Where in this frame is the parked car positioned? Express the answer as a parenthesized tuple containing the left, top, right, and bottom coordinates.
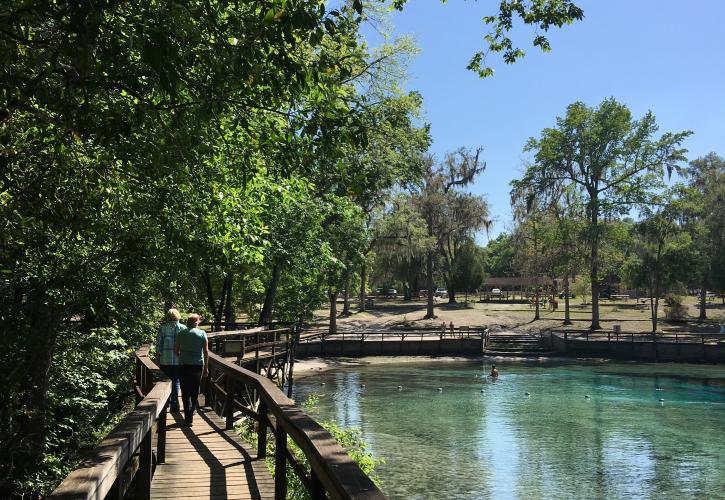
(490, 288, 502, 296)
(418, 289, 428, 298)
(434, 287, 448, 297)
(375, 287, 384, 295)
(558, 292, 576, 298)
(386, 288, 397, 298)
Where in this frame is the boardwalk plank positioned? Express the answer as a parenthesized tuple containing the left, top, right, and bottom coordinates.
(150, 398, 273, 500)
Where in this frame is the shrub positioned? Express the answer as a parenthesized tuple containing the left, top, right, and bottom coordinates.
(663, 294, 687, 321)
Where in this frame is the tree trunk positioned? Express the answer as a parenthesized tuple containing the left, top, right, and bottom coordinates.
(359, 261, 367, 312)
(342, 276, 351, 316)
(447, 279, 457, 304)
(648, 274, 657, 333)
(534, 278, 540, 320)
(329, 290, 338, 335)
(224, 273, 234, 325)
(204, 266, 216, 320)
(425, 252, 435, 318)
(23, 296, 56, 481)
(699, 284, 707, 321)
(589, 201, 601, 330)
(259, 262, 281, 326)
(563, 275, 572, 325)
(653, 296, 659, 333)
(214, 277, 228, 326)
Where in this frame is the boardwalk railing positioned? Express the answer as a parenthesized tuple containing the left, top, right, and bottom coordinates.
(543, 329, 725, 344)
(208, 327, 294, 364)
(296, 327, 488, 357)
(50, 346, 170, 499)
(543, 328, 725, 362)
(204, 352, 386, 500)
(299, 326, 486, 342)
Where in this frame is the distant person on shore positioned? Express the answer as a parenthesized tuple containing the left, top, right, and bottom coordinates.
(490, 365, 499, 378)
(155, 308, 185, 412)
(175, 313, 209, 426)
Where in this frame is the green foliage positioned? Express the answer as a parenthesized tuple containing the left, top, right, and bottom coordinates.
(516, 97, 691, 328)
(484, 233, 518, 277)
(663, 294, 687, 321)
(0, 0, 586, 493)
(571, 275, 592, 304)
(453, 240, 487, 295)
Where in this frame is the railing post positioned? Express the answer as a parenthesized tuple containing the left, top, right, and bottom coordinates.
(226, 380, 235, 430)
(257, 400, 268, 459)
(157, 403, 167, 464)
(204, 367, 213, 408)
(309, 470, 325, 500)
(135, 428, 153, 499)
(274, 427, 288, 500)
(135, 357, 142, 403)
(256, 332, 261, 373)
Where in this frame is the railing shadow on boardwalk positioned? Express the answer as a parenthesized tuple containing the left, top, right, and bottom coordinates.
(164, 408, 263, 499)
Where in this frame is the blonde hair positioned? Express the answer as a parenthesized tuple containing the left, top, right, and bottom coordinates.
(165, 308, 181, 322)
(186, 313, 201, 328)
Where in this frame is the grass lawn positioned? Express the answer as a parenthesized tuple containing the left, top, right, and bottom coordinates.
(313, 295, 725, 334)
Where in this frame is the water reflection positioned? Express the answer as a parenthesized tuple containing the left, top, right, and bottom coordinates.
(294, 359, 725, 499)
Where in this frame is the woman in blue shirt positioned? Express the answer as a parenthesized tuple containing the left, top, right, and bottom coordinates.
(155, 309, 185, 412)
(175, 313, 209, 426)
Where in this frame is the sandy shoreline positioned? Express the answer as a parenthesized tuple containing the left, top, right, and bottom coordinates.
(292, 355, 468, 378)
(291, 354, 570, 379)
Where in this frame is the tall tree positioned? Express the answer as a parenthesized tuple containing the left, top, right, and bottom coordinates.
(624, 197, 691, 333)
(372, 197, 433, 300)
(414, 148, 487, 317)
(438, 192, 491, 302)
(511, 197, 547, 320)
(520, 98, 690, 329)
(681, 153, 725, 320)
(452, 240, 487, 303)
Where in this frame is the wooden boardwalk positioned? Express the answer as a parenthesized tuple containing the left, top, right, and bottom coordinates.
(151, 397, 274, 500)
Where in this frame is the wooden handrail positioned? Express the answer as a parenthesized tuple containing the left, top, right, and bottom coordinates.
(50, 346, 170, 500)
(206, 352, 385, 499)
(548, 329, 725, 343)
(298, 328, 487, 343)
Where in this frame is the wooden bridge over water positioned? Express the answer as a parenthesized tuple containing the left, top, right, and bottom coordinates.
(50, 326, 385, 500)
(50, 322, 725, 499)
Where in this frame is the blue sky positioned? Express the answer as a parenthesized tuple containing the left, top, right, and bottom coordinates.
(380, 0, 725, 241)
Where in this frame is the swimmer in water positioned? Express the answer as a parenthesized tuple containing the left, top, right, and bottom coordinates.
(490, 365, 499, 378)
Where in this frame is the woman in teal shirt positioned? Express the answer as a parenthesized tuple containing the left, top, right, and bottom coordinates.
(174, 313, 209, 426)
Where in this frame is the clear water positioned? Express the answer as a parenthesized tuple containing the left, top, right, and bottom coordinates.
(292, 359, 725, 500)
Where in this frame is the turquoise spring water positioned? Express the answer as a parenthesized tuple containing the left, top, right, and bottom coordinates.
(292, 359, 725, 499)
